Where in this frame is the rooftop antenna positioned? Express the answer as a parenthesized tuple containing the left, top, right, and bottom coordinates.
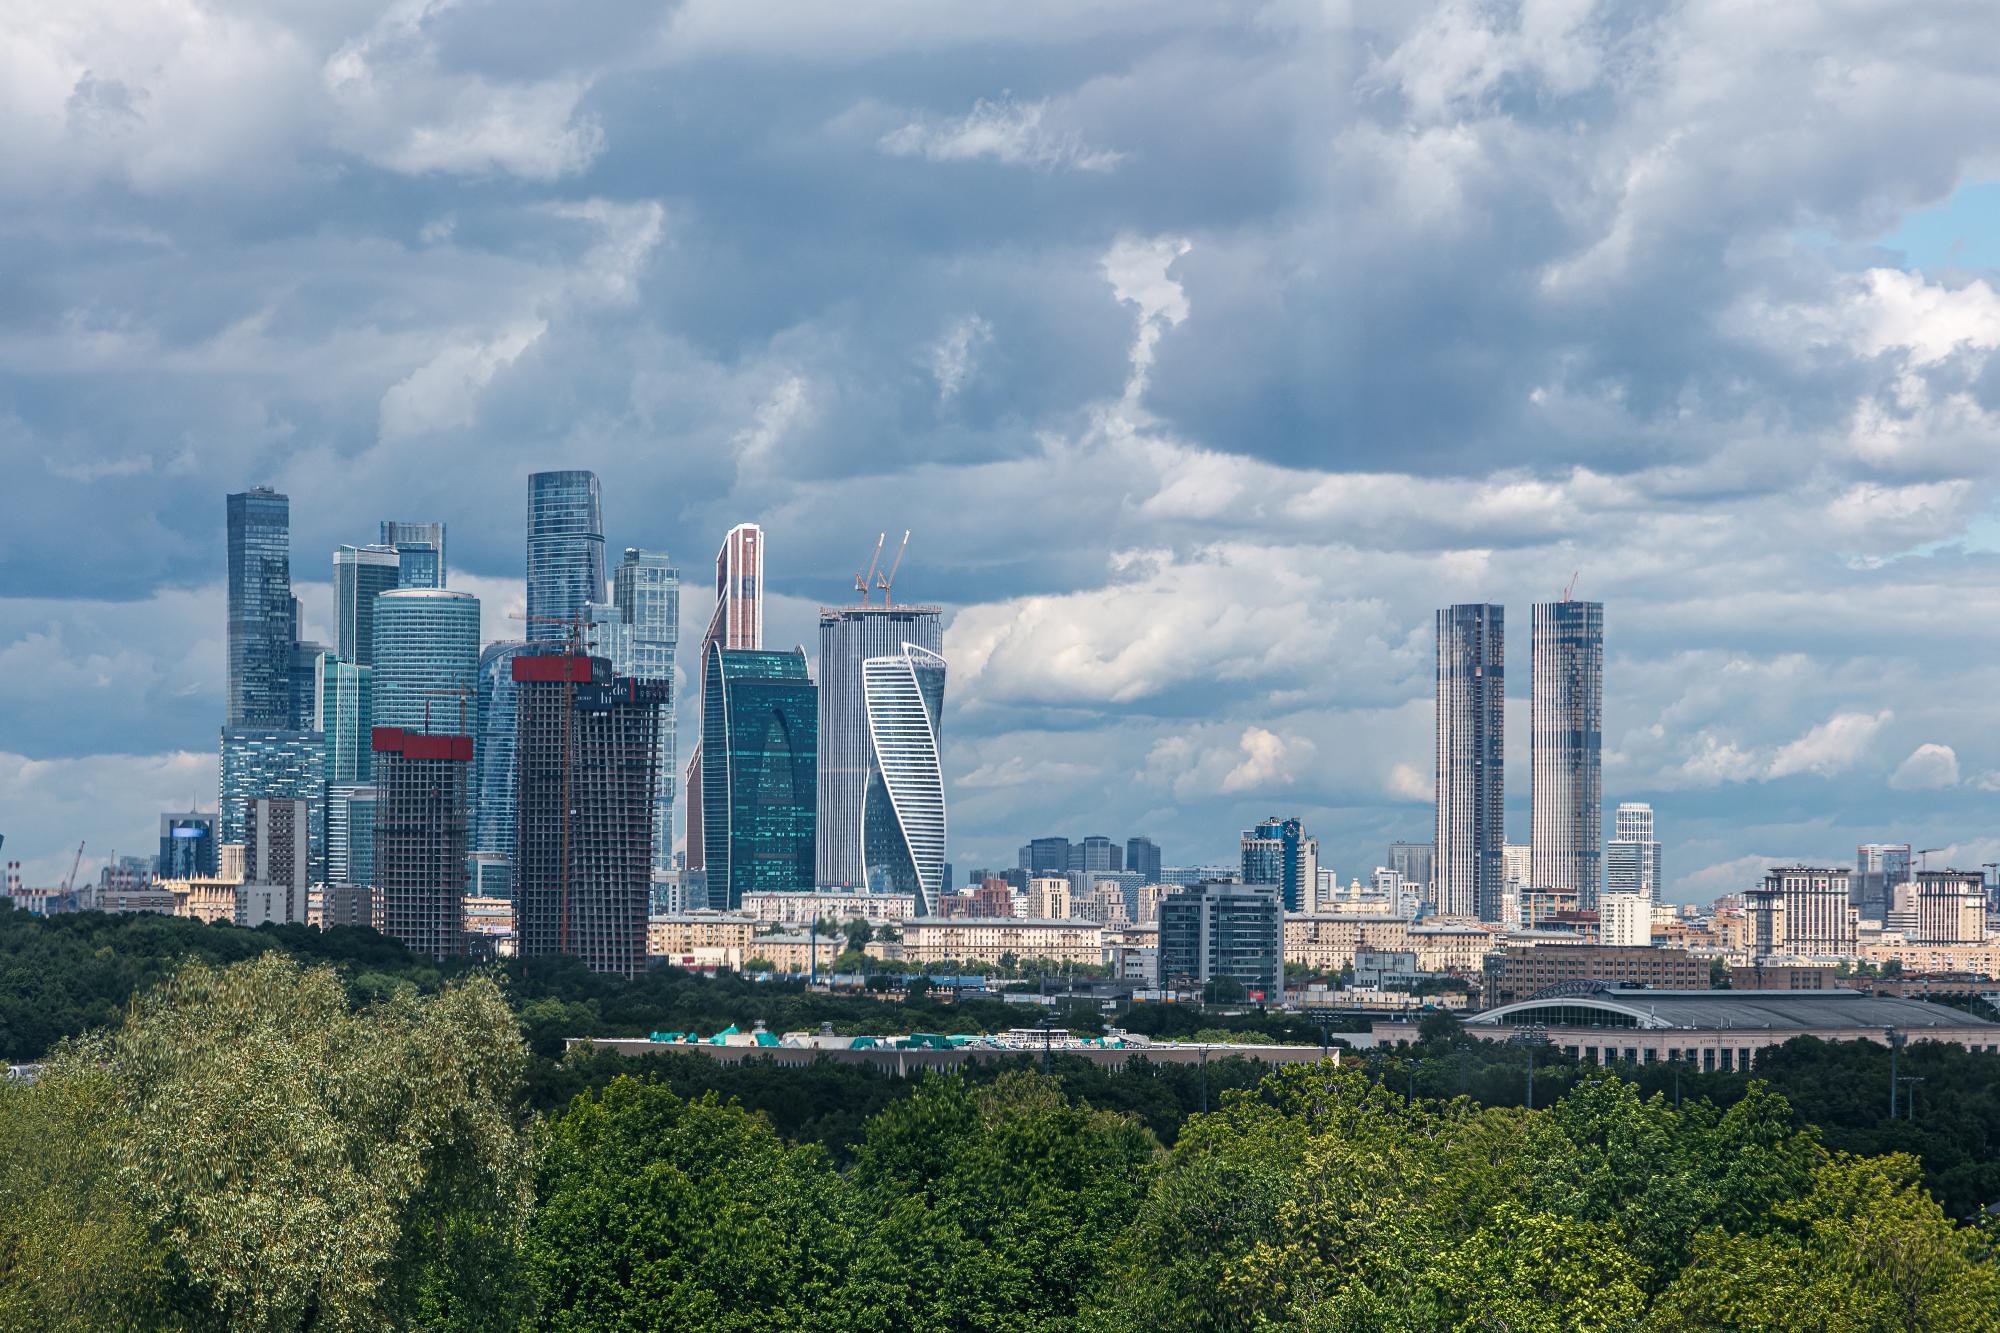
(854, 532, 885, 608)
(1561, 570, 1579, 601)
(876, 530, 910, 608)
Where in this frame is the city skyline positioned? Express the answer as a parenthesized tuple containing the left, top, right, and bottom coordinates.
(12, 7, 2000, 896)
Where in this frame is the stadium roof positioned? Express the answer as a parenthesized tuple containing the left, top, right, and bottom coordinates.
(1468, 988, 1998, 1032)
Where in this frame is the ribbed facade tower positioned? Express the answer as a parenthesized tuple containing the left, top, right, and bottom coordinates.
(860, 644, 948, 912)
(1434, 604, 1505, 921)
(1530, 599, 1603, 906)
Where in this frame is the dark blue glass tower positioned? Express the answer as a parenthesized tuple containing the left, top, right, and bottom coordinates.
(226, 488, 293, 727)
(700, 647, 817, 909)
(526, 471, 605, 635)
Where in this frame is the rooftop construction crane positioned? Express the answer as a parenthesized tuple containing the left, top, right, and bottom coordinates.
(1561, 570, 1580, 601)
(62, 841, 84, 895)
(854, 532, 886, 607)
(876, 530, 911, 607)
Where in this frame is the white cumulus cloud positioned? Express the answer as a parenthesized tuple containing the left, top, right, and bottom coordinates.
(1889, 742, 1959, 791)
(879, 97, 1124, 172)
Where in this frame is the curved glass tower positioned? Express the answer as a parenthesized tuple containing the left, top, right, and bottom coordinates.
(372, 589, 480, 735)
(526, 471, 606, 635)
(860, 644, 947, 913)
(472, 642, 531, 858)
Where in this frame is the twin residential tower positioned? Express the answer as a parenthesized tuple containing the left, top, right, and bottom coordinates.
(1434, 595, 1605, 921)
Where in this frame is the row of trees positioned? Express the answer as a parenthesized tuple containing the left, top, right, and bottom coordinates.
(8, 906, 2000, 1213)
(4, 950, 1996, 1330)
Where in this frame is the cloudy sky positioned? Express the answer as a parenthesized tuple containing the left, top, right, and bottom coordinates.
(6, 0, 2000, 898)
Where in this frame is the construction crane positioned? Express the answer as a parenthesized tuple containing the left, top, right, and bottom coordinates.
(875, 530, 911, 607)
(1917, 847, 1946, 877)
(854, 532, 886, 607)
(62, 841, 84, 895)
(417, 687, 474, 736)
(1561, 570, 1580, 601)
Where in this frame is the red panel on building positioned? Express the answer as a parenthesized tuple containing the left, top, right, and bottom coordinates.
(512, 654, 598, 683)
(372, 727, 472, 761)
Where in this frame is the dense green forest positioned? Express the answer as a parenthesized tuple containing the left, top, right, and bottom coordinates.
(3, 907, 2000, 1330)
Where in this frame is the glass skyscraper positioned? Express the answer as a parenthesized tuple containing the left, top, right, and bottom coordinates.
(315, 652, 373, 786)
(333, 544, 400, 664)
(526, 471, 605, 634)
(815, 605, 943, 892)
(226, 488, 293, 727)
(685, 523, 762, 872)
(219, 727, 324, 875)
(860, 643, 948, 912)
(1530, 599, 1604, 906)
(326, 784, 377, 886)
(1241, 817, 1318, 913)
(1604, 802, 1663, 902)
(1435, 603, 1505, 921)
(371, 589, 480, 736)
(472, 642, 531, 861)
(613, 548, 680, 875)
(700, 647, 816, 909)
(380, 521, 447, 587)
(159, 812, 219, 880)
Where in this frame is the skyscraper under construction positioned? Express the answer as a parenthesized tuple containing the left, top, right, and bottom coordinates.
(513, 652, 667, 978)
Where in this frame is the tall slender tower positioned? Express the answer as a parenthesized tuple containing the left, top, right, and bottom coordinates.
(333, 544, 400, 664)
(1530, 599, 1603, 905)
(816, 604, 944, 893)
(700, 647, 815, 908)
(859, 643, 948, 911)
(525, 472, 606, 633)
(612, 549, 680, 878)
(1434, 604, 1504, 920)
(685, 523, 763, 871)
(226, 489, 293, 727)
(513, 652, 665, 977)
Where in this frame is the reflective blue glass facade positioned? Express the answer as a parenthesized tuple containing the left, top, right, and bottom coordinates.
(226, 489, 293, 727)
(333, 544, 400, 664)
(219, 727, 325, 878)
(612, 548, 679, 874)
(371, 589, 480, 736)
(526, 471, 605, 634)
(316, 652, 373, 785)
(472, 642, 531, 859)
(159, 812, 218, 879)
(327, 784, 377, 886)
(700, 648, 816, 909)
(380, 521, 447, 586)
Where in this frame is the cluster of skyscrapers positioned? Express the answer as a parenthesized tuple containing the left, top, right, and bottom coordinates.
(213, 475, 952, 975)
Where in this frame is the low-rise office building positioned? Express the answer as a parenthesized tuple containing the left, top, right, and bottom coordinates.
(1159, 882, 1282, 998)
(741, 890, 916, 926)
(900, 917, 1103, 968)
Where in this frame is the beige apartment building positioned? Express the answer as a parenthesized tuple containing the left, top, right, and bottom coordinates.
(165, 877, 239, 925)
(741, 891, 916, 926)
(1028, 878, 1073, 920)
(1284, 914, 1415, 972)
(901, 917, 1102, 967)
(647, 912, 760, 960)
